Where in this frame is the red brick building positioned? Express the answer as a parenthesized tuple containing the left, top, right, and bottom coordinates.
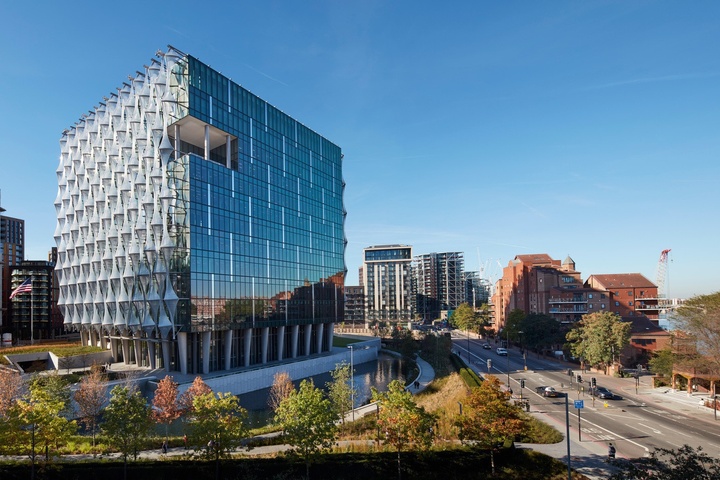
(584, 273, 660, 324)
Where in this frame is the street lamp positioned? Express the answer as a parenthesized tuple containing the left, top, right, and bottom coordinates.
(506, 328, 511, 387)
(348, 345, 356, 422)
(518, 330, 526, 371)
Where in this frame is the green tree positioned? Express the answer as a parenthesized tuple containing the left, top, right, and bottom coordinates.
(275, 379, 337, 480)
(519, 313, 564, 353)
(187, 391, 249, 459)
(450, 303, 479, 332)
(609, 444, 720, 480)
(15, 374, 76, 469)
(673, 292, 720, 375)
(179, 376, 213, 413)
(326, 362, 355, 424)
(455, 375, 526, 475)
(566, 311, 631, 373)
(372, 379, 437, 480)
(103, 385, 153, 479)
(504, 309, 526, 343)
(648, 347, 676, 378)
(0, 369, 23, 455)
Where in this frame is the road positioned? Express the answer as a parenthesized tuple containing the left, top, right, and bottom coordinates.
(452, 332, 720, 461)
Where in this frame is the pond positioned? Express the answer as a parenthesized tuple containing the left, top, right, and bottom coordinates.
(240, 352, 408, 428)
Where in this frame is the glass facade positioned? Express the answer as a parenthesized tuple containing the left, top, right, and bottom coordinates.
(56, 47, 344, 375)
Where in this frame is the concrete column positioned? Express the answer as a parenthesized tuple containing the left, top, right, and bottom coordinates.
(316, 323, 324, 354)
(327, 323, 335, 349)
(121, 337, 130, 364)
(304, 324, 313, 357)
(174, 124, 180, 160)
(202, 331, 211, 374)
(133, 334, 142, 367)
(110, 337, 118, 363)
(244, 328, 253, 367)
(147, 337, 157, 369)
(81, 330, 89, 347)
(277, 326, 285, 362)
(177, 332, 188, 375)
(162, 339, 171, 372)
(224, 330, 233, 371)
(88, 329, 96, 347)
(204, 125, 210, 160)
(291, 325, 299, 358)
(261, 327, 269, 364)
(226, 135, 232, 169)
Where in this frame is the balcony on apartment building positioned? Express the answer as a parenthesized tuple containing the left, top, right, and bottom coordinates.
(549, 296, 588, 304)
(549, 306, 589, 314)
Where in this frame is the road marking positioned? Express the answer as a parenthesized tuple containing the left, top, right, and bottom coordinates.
(637, 423, 661, 434)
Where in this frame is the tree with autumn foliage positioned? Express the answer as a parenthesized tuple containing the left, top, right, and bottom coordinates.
(179, 376, 213, 414)
(372, 379, 437, 480)
(74, 368, 107, 451)
(152, 375, 182, 440)
(455, 375, 527, 475)
(0, 368, 23, 455)
(268, 371, 294, 413)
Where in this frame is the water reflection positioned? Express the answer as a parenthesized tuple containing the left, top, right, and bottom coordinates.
(241, 352, 406, 428)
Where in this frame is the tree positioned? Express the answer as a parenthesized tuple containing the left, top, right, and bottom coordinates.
(187, 391, 249, 479)
(372, 379, 436, 480)
(103, 384, 153, 479)
(609, 444, 720, 480)
(275, 379, 337, 480)
(449, 303, 479, 332)
(455, 375, 526, 475)
(519, 313, 564, 353)
(152, 375, 182, 439)
(74, 368, 107, 450)
(326, 362, 354, 424)
(15, 374, 77, 479)
(504, 309, 526, 343)
(0, 368, 23, 454)
(673, 292, 720, 375)
(648, 347, 676, 378)
(179, 376, 213, 413)
(566, 311, 631, 373)
(268, 371, 294, 413)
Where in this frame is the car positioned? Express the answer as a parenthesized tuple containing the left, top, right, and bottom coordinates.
(535, 386, 561, 397)
(592, 387, 619, 399)
(496, 347, 508, 356)
(482, 343, 492, 350)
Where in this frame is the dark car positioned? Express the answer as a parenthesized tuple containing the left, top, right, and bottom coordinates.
(535, 386, 561, 397)
(593, 387, 619, 399)
(482, 343, 492, 350)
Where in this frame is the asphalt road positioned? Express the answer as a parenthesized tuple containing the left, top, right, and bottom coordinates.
(453, 332, 720, 461)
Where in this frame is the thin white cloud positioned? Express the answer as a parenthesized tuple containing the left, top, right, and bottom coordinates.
(582, 72, 720, 91)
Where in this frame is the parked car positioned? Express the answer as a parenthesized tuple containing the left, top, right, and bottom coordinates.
(535, 386, 561, 397)
(482, 343, 492, 350)
(592, 387, 619, 399)
(496, 347, 508, 356)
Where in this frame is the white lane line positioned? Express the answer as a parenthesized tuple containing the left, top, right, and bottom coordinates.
(637, 423, 662, 434)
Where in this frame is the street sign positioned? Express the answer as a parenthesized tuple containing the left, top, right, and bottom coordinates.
(574, 400, 584, 409)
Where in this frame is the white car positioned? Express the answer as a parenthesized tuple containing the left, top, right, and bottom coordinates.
(496, 347, 508, 356)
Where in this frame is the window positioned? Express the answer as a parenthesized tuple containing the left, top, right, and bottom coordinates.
(628, 291, 633, 296)
(589, 304, 593, 309)
(588, 294, 593, 299)
(629, 301, 633, 306)
(615, 301, 620, 306)
(601, 304, 606, 309)
(601, 294, 606, 299)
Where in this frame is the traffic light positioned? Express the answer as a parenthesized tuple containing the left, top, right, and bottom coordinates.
(592, 377, 597, 387)
(577, 375, 582, 384)
(520, 379, 525, 389)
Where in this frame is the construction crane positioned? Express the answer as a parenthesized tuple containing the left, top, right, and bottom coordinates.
(657, 249, 671, 300)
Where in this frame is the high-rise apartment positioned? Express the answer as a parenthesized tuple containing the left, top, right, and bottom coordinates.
(361, 245, 413, 323)
(1, 213, 24, 330)
(55, 46, 345, 374)
(413, 252, 464, 320)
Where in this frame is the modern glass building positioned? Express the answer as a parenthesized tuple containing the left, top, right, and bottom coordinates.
(55, 46, 345, 374)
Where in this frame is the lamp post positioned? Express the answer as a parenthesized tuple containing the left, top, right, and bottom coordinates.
(518, 330, 525, 371)
(506, 328, 511, 387)
(348, 345, 355, 422)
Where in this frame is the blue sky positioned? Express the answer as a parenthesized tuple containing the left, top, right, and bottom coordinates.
(1, 1, 718, 299)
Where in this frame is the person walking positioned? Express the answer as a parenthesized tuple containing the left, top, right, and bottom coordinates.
(608, 443, 616, 459)
(183, 434, 188, 450)
(162, 440, 168, 454)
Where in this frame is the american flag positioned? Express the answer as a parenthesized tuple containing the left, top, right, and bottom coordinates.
(10, 278, 32, 299)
